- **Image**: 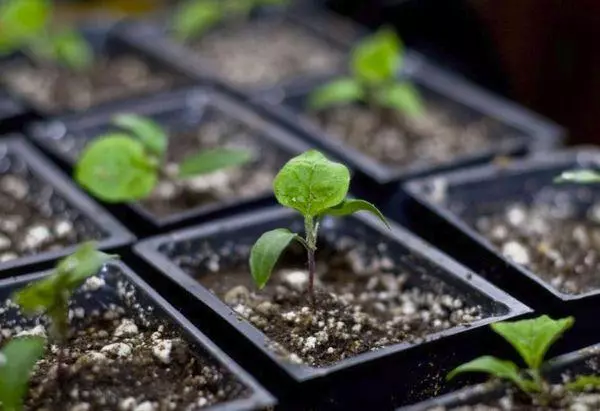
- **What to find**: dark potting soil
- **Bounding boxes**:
[0,275,249,410]
[177,237,483,367]
[0,171,105,262]
[188,19,345,87]
[0,55,180,114]
[310,105,505,169]
[472,201,600,295]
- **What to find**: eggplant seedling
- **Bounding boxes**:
[249,150,389,301]
[171,0,289,41]
[75,114,253,202]
[0,0,94,71]
[308,27,423,117]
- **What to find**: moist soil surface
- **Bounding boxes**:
[0,55,180,114]
[188,18,344,88]
[311,105,505,169]
[1,275,248,411]
[0,173,104,263]
[473,201,600,295]
[138,115,279,218]
[190,240,483,367]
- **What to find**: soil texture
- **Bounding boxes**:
[0,55,180,114]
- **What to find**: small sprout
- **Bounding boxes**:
[0,337,45,411]
[171,0,290,41]
[448,315,574,396]
[308,28,423,117]
[565,375,600,392]
[249,150,389,300]
[75,114,253,202]
[555,169,600,184]
[14,242,115,342]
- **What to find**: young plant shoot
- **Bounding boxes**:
[555,169,600,184]
[0,0,93,71]
[0,337,45,411]
[171,0,289,41]
[249,150,389,301]
[75,114,253,202]
[308,28,423,117]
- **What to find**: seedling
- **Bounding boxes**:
[171,0,289,41]
[308,28,423,117]
[555,169,600,184]
[0,0,93,71]
[75,114,253,203]
[0,337,45,411]
[249,150,389,301]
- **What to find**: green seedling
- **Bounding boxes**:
[0,0,93,71]
[0,337,45,411]
[308,28,423,117]
[75,114,253,203]
[171,0,289,41]
[249,150,389,300]
[555,169,600,184]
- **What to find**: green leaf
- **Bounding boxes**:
[55,242,115,287]
[75,134,159,202]
[373,82,424,116]
[351,28,402,85]
[0,337,45,411]
[49,29,94,71]
[555,169,600,184]
[307,78,364,111]
[447,356,535,393]
[491,315,574,370]
[178,147,253,178]
[321,199,390,229]
[249,228,299,289]
[0,0,50,55]
[171,0,223,41]
[274,150,350,217]
[565,375,600,392]
[112,114,167,157]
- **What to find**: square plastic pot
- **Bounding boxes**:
[0,261,275,411]
[402,148,600,316]
[0,136,133,277]
[0,89,28,134]
[255,53,565,202]
[132,206,531,409]
[28,86,311,236]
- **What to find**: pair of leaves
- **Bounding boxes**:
[0,0,49,55]
[555,169,600,184]
[75,114,253,202]
[447,316,574,393]
[250,151,389,289]
[0,337,45,411]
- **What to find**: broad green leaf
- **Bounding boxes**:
[14,275,57,315]
[178,147,253,178]
[55,242,115,287]
[307,78,364,111]
[491,316,574,370]
[373,82,424,116]
[447,356,535,393]
[0,0,50,55]
[351,28,402,85]
[50,29,94,71]
[0,337,45,411]
[75,134,159,202]
[171,0,223,41]
[565,375,600,392]
[321,199,390,229]
[112,114,167,157]
[250,229,298,289]
[223,0,253,16]
[274,150,350,217]
[555,169,600,184]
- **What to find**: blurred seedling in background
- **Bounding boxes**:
[171,0,290,41]
[308,28,424,117]
[0,0,94,71]
[555,169,600,184]
[75,114,253,202]
[249,150,389,302]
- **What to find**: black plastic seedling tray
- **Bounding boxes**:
[401,342,600,410]
[29,86,311,237]
[0,261,275,411]
[0,89,28,134]
[0,136,133,277]
[256,52,565,203]
[403,148,600,319]
[132,206,531,409]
